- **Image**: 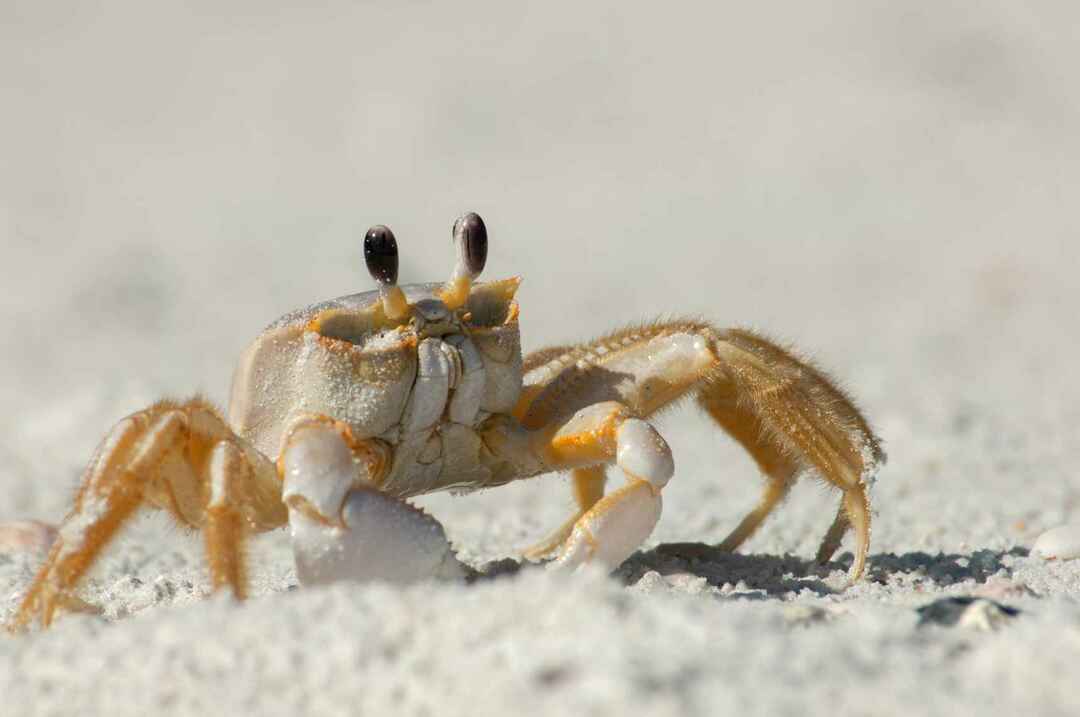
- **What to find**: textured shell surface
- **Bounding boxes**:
[227,281,523,497]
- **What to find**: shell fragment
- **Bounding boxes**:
[1032,525,1080,560]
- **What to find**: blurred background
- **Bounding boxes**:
[1,2,1077,559]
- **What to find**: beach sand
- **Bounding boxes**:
[2,3,1079,715]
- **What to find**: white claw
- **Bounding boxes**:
[547,411,673,573]
[280,424,355,519]
[553,482,662,572]
[281,421,466,587]
[616,418,674,488]
[291,487,466,586]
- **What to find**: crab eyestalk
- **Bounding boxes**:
[440,212,487,311]
[364,225,409,320]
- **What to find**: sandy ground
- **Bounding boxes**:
[2,2,1080,715]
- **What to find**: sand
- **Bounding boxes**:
[2,2,1079,715]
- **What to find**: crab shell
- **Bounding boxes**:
[228,278,523,496]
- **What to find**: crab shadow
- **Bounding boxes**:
[610,543,1031,598]
[473,543,1029,599]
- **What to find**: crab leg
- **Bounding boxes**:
[526,402,674,571]
[279,417,467,586]
[704,329,879,579]
[205,442,257,596]
[9,399,285,631]
[519,321,883,580]
[696,390,800,553]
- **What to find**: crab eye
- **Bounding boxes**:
[363,225,399,285]
[452,212,487,277]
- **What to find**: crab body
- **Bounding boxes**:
[9,213,884,631]
[229,281,524,498]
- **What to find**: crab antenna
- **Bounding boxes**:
[440,212,488,310]
[363,225,410,320]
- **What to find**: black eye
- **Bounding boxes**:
[363,225,398,285]
[453,212,487,277]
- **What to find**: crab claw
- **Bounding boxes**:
[280,420,467,586]
[295,487,467,585]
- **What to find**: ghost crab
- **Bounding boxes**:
[10,212,883,630]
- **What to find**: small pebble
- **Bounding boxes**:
[0,519,58,555]
[974,577,1037,601]
[1032,525,1080,560]
[916,596,1020,631]
[783,605,830,627]
[632,570,667,594]
[663,572,709,595]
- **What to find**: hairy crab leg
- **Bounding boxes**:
[205,442,257,597]
[279,417,467,586]
[696,390,800,553]
[519,321,883,581]
[705,329,880,580]
[8,399,285,631]
[815,506,851,564]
